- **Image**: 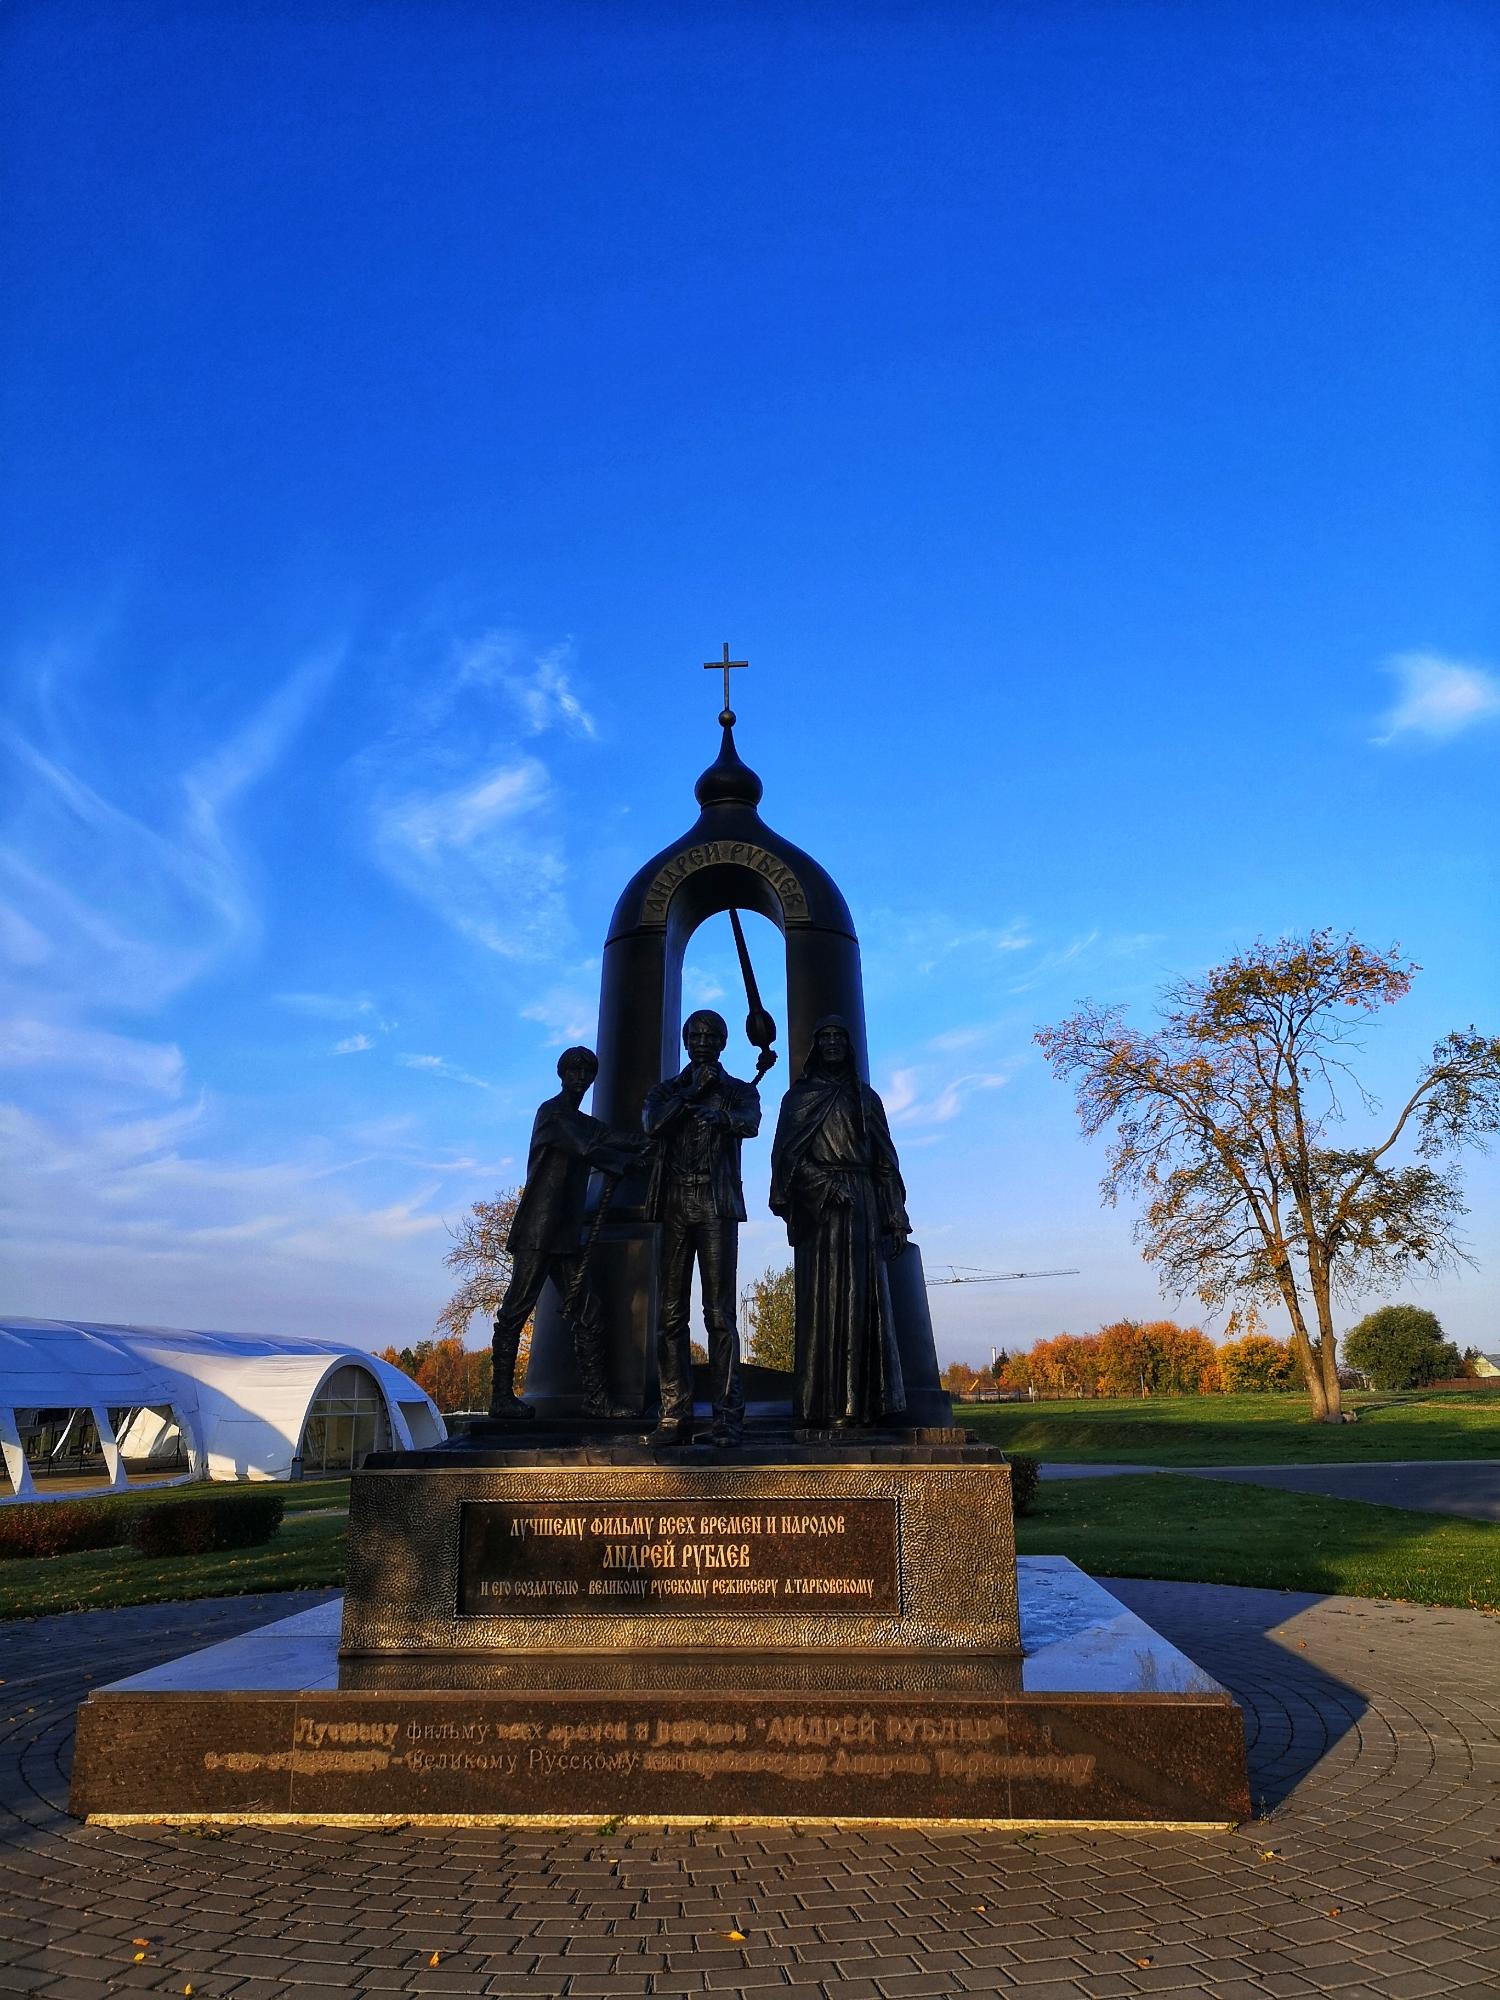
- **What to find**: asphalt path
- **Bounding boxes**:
[1038,1457,1500,1521]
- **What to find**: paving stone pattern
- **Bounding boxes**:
[2,1581,1498,1998]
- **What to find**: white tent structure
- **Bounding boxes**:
[0,1319,446,1502]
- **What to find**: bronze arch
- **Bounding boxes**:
[524,722,949,1423]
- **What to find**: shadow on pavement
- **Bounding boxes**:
[1103,1576,1369,1813]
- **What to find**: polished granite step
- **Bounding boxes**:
[70,1558,1251,1828]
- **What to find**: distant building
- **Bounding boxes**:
[0,1318,445,1502]
[1472,1353,1500,1379]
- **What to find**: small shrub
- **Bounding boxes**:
[0,1497,131,1560]
[128,1492,285,1558]
[1007,1454,1041,1517]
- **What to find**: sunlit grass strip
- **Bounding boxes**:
[0,1510,348,1618]
[1015,1474,1500,1612]
[965,1391,1500,1464]
[5,1470,1496,1619]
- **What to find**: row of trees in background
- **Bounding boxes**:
[388,1301,1480,1412]
[940,1304,1486,1401]
[940,1315,1299,1400]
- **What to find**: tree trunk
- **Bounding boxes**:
[1275,1279,1336,1422]
[1308,1267,1345,1423]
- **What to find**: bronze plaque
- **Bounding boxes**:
[457,1498,900,1616]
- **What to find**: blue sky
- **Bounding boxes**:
[2,2,1496,1359]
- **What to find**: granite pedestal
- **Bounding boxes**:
[71,1426,1251,1827]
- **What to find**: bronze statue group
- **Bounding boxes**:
[490,1009,913,1445]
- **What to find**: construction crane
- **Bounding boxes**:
[924,1265,1079,1287]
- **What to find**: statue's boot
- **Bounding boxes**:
[488,1319,535,1421]
[709,1404,743,1449]
[573,1327,633,1420]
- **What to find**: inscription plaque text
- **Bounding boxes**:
[457,1499,900,1616]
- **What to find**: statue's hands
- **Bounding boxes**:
[885,1227,910,1260]
[692,1103,729,1128]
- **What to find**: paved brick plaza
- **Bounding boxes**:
[3,1580,1497,1999]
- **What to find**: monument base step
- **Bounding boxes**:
[392,1418,1000,1468]
[69,1559,1250,1827]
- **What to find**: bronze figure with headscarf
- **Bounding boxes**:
[769,1015,910,1428]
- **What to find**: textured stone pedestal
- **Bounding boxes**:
[71,1437,1250,1827]
[340,1445,1020,1657]
[70,1559,1250,1827]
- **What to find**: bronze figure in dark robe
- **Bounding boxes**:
[490,1046,646,1418]
[769,1016,909,1428]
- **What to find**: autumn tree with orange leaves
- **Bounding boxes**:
[1093,1319,1220,1397]
[1000,1333,1102,1397]
[1037,932,1500,1422]
[378,1338,494,1412]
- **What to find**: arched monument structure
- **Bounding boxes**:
[525,701,951,1426]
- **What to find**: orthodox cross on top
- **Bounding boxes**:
[704,641,748,724]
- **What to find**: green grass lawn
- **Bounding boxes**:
[6,1464,1497,1620]
[963,1389,1500,1464]
[0,1478,351,1618]
[1015,1474,1500,1612]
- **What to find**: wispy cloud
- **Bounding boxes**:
[928,1070,1007,1123]
[0,643,340,1013]
[333,1033,374,1055]
[520,985,597,1046]
[1373,651,1500,744]
[926,1024,992,1054]
[883,1068,920,1118]
[275,992,379,1021]
[1004,930,1100,996]
[372,755,569,959]
[866,911,1032,979]
[1000,929,1161,997]
[0,1092,452,1339]
[397,1051,496,1091]
[0,901,50,967]
[0,1016,186,1096]
[883,1062,1008,1128]
[454,631,597,738]
[355,622,600,963]
[179,647,342,901]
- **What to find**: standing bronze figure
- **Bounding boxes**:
[769,1015,910,1429]
[642,1008,761,1447]
[490,1047,647,1419]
